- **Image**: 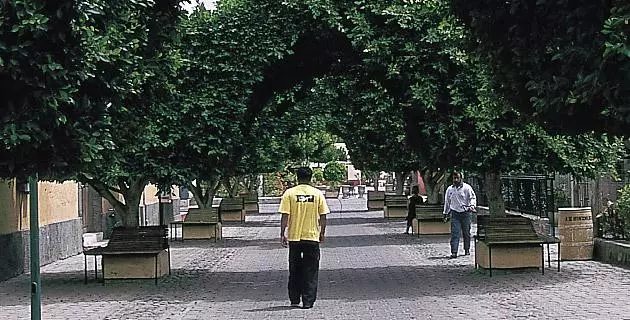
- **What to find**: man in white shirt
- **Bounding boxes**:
[443,171,477,258]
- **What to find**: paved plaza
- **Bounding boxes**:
[1,199,630,320]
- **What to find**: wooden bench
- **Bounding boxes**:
[220,197,245,223]
[83,226,170,285]
[170,207,221,242]
[474,215,560,277]
[367,190,385,210]
[243,193,259,214]
[324,188,340,199]
[412,204,451,235]
[384,194,408,219]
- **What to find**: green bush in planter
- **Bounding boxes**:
[324,161,347,189]
[312,167,324,185]
[616,185,630,237]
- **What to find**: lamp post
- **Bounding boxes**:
[28,175,41,320]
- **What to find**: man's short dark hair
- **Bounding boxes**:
[295,167,313,181]
[411,185,419,194]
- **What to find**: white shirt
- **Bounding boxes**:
[443,182,477,215]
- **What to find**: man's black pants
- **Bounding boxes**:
[288,240,320,306]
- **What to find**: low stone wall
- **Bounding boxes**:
[1,218,83,281]
[0,232,25,281]
[594,238,630,268]
[22,218,83,272]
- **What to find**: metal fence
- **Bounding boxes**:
[470,172,630,240]
[597,203,628,240]
[469,174,556,225]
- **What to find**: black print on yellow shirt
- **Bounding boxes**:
[296,195,315,203]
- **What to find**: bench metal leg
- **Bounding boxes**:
[474,241,478,269]
[101,259,105,286]
[168,249,171,275]
[94,256,98,280]
[155,256,158,285]
[84,254,88,284]
[557,244,561,272]
[488,246,492,277]
[541,245,545,275]
[547,243,551,268]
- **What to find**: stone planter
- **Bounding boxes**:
[341,185,352,199]
[384,194,408,219]
[220,197,246,223]
[103,249,169,280]
[243,194,259,215]
[367,190,385,210]
[475,241,542,269]
[182,222,222,240]
[412,204,450,235]
[357,185,366,198]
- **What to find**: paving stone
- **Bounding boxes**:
[0,199,629,319]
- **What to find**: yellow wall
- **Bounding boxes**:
[0,180,20,235]
[37,181,79,225]
[141,184,179,206]
[143,184,159,205]
[0,180,78,235]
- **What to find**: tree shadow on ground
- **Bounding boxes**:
[171,233,450,251]
[0,261,596,307]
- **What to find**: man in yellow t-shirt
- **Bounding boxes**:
[280,167,329,309]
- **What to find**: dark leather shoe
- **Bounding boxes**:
[464,251,470,255]
[301,304,313,309]
[449,253,457,259]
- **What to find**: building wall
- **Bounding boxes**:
[0,180,82,281]
[0,180,24,235]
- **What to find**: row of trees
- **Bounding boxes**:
[2,0,628,225]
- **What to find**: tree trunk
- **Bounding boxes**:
[122,183,142,227]
[395,171,407,195]
[222,177,239,198]
[246,174,259,195]
[188,177,221,209]
[420,169,446,204]
[485,170,505,217]
[85,177,146,227]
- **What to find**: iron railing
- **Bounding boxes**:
[469,174,556,227]
[597,204,629,240]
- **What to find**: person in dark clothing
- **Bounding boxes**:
[405,185,424,234]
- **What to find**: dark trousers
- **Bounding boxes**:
[450,210,472,254]
[288,240,320,306]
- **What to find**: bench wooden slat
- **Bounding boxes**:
[384,194,408,208]
[185,208,219,223]
[220,197,244,211]
[476,215,561,246]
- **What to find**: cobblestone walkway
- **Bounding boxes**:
[1,201,630,320]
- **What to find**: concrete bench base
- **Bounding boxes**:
[384,206,407,219]
[182,223,222,240]
[244,203,259,214]
[412,219,451,235]
[103,250,169,280]
[475,241,541,269]
[367,200,384,211]
[222,210,245,223]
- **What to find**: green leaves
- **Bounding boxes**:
[452,0,630,135]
